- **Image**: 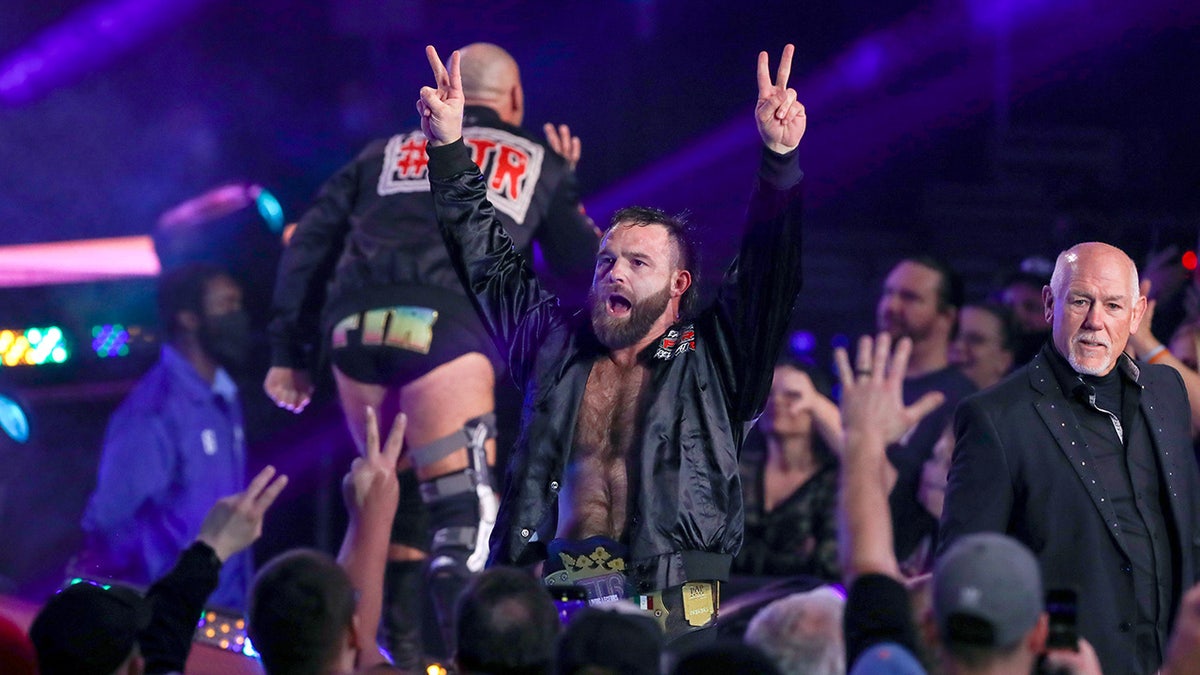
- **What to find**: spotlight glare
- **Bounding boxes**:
[254,187,285,233]
[0,394,30,443]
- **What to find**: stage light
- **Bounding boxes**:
[0,326,69,367]
[242,637,259,659]
[0,0,212,106]
[0,393,30,443]
[789,330,817,356]
[158,183,284,234]
[1182,251,1197,271]
[66,577,112,590]
[91,324,136,358]
[254,188,285,233]
[0,235,160,289]
[195,604,259,658]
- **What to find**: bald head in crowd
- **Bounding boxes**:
[459,42,524,126]
[1045,241,1145,377]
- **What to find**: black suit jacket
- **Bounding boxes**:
[939,348,1200,675]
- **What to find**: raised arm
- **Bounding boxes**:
[421,45,566,384]
[713,45,809,422]
[337,407,405,669]
[543,123,581,172]
[835,334,943,669]
[835,334,944,583]
[418,46,464,148]
[141,466,288,673]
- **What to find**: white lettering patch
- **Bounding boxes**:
[377,127,544,225]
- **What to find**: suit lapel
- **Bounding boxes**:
[1028,353,1133,560]
[1140,376,1193,552]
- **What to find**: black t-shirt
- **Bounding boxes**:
[887,366,977,560]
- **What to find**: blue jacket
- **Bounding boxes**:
[82,346,249,609]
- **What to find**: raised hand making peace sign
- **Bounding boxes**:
[417,45,464,148]
[756,44,806,155]
[343,406,406,516]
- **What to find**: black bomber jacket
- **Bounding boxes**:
[428,137,805,592]
[268,107,598,370]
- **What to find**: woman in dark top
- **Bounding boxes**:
[734,357,842,581]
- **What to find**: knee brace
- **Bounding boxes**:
[410,415,499,653]
[410,413,498,573]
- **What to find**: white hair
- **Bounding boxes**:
[745,586,846,675]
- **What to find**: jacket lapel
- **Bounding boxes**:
[1140,378,1194,555]
[1028,352,1132,560]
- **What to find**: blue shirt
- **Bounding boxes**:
[82,345,249,609]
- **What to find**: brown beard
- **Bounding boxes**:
[589,283,673,350]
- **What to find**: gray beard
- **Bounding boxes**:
[590,284,672,350]
[1068,347,1112,376]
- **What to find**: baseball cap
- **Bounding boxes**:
[849,642,925,675]
[933,533,1043,648]
[29,579,152,675]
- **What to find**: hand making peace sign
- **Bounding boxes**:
[756,44,806,155]
[417,45,464,148]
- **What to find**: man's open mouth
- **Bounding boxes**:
[607,293,632,316]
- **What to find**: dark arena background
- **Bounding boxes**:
[1,0,1198,670]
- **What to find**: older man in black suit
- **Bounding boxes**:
[940,241,1200,675]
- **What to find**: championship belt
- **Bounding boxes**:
[543,537,630,605]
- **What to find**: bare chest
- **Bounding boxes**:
[555,361,650,540]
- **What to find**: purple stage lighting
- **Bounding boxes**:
[587,0,1198,217]
[0,0,213,106]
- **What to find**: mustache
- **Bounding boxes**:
[1072,333,1111,348]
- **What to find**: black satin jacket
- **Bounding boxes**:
[268,107,597,369]
[428,138,805,592]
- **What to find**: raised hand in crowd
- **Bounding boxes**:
[197,465,289,562]
[834,333,943,582]
[1140,245,1189,308]
[1130,278,1200,437]
[338,406,406,670]
[836,334,945,452]
[343,406,405,518]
